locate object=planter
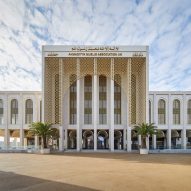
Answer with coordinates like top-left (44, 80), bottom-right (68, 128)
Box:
top-left (40, 148), bottom-right (50, 154)
top-left (140, 148), bottom-right (148, 154)
top-left (27, 148), bottom-right (32, 153)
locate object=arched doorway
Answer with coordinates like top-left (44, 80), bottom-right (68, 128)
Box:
top-left (187, 130), bottom-right (191, 149)
top-left (0, 129), bottom-right (5, 149)
top-left (68, 130), bottom-right (76, 149)
top-left (10, 130), bottom-right (20, 148)
top-left (114, 130), bottom-right (123, 150)
top-left (82, 130), bottom-right (94, 149)
top-left (24, 130), bottom-right (34, 148)
top-left (156, 130), bottom-right (167, 149)
top-left (97, 130), bottom-right (109, 149)
top-left (171, 130), bottom-right (181, 149)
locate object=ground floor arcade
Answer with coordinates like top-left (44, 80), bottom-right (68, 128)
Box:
top-left (0, 128), bottom-right (191, 151)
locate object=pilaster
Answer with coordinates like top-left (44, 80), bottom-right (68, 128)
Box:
top-left (153, 93), bottom-right (158, 125)
top-left (20, 129), bottom-right (24, 148)
top-left (19, 93), bottom-right (24, 147)
top-left (4, 94), bottom-right (9, 148)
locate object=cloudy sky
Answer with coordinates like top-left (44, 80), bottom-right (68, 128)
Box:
top-left (0, 0), bottom-right (191, 91)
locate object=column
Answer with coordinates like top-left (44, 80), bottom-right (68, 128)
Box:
top-left (35, 135), bottom-right (39, 149)
top-left (138, 135), bottom-right (141, 148)
top-left (93, 58), bottom-right (98, 151)
top-left (64, 129), bottom-right (68, 150)
top-left (20, 129), bottom-right (24, 148)
top-left (152, 134), bottom-right (156, 149)
top-left (33, 95), bottom-right (38, 123)
top-left (123, 129), bottom-right (127, 150)
top-left (146, 136), bottom-right (149, 149)
top-left (59, 58), bottom-right (64, 151)
top-left (4, 95), bottom-right (9, 149)
top-left (77, 58), bottom-right (81, 151)
top-left (127, 58), bottom-right (132, 152)
top-left (167, 129), bottom-right (171, 149)
top-left (153, 93), bottom-right (158, 125)
top-left (127, 128), bottom-right (131, 151)
top-left (181, 129), bottom-right (186, 149)
top-left (110, 58), bottom-right (114, 151)
top-left (59, 126), bottom-right (64, 151)
top-left (4, 128), bottom-right (10, 149)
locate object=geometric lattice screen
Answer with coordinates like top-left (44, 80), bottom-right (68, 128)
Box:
top-left (44, 57), bottom-right (146, 126)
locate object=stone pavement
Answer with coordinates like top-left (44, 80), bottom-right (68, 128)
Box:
top-left (0, 153), bottom-right (191, 191)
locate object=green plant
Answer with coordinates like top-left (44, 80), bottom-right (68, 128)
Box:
top-left (134, 123), bottom-right (157, 149)
top-left (28, 122), bottom-right (54, 149)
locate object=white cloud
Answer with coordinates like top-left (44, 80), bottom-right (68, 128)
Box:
top-left (0, 0), bottom-right (191, 91)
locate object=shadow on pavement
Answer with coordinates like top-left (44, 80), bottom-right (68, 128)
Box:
top-left (0, 171), bottom-right (100, 191)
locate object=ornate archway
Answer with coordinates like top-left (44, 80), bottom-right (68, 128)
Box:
top-left (82, 130), bottom-right (94, 149)
top-left (114, 130), bottom-right (123, 150)
top-left (68, 130), bottom-right (76, 149)
top-left (97, 130), bottom-right (109, 149)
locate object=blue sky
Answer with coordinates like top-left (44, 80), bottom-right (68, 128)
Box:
top-left (0, 0), bottom-right (191, 91)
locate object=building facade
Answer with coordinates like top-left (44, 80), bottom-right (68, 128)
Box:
top-left (43, 45), bottom-right (148, 151)
top-left (0, 91), bottom-right (191, 151)
top-left (0, 46), bottom-right (191, 152)
top-left (0, 91), bottom-right (42, 149)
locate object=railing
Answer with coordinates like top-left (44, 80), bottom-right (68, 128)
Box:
top-left (171, 144), bottom-right (181, 149)
top-left (0, 145), bottom-right (38, 151)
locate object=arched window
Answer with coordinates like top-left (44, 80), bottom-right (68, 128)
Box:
top-left (149, 100), bottom-right (152, 124)
top-left (114, 74), bottom-right (121, 124)
top-left (99, 75), bottom-right (107, 124)
top-left (173, 99), bottom-right (180, 124)
top-left (158, 99), bottom-right (166, 124)
top-left (70, 75), bottom-right (77, 124)
top-left (84, 75), bottom-right (92, 124)
top-left (0, 99), bottom-right (3, 124)
top-left (187, 100), bottom-right (191, 124)
top-left (11, 99), bottom-right (18, 124)
top-left (25, 99), bottom-right (33, 124)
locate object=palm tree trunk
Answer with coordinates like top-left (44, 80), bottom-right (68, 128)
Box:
top-left (141, 137), bottom-right (146, 149)
top-left (43, 136), bottom-right (47, 148)
top-left (41, 137), bottom-right (44, 149)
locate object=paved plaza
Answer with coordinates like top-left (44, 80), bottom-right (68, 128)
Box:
top-left (0, 153), bottom-right (191, 191)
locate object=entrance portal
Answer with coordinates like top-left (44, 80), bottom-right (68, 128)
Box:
top-left (68, 130), bottom-right (76, 149)
top-left (97, 130), bottom-right (109, 149)
top-left (82, 130), bottom-right (94, 149)
top-left (114, 130), bottom-right (123, 150)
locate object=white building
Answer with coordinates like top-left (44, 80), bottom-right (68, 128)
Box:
top-left (0, 91), bottom-right (42, 149)
top-left (0, 45), bottom-right (191, 152)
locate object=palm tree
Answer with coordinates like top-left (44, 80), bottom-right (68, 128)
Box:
top-left (28, 122), bottom-right (54, 149)
top-left (134, 123), bottom-right (157, 149)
